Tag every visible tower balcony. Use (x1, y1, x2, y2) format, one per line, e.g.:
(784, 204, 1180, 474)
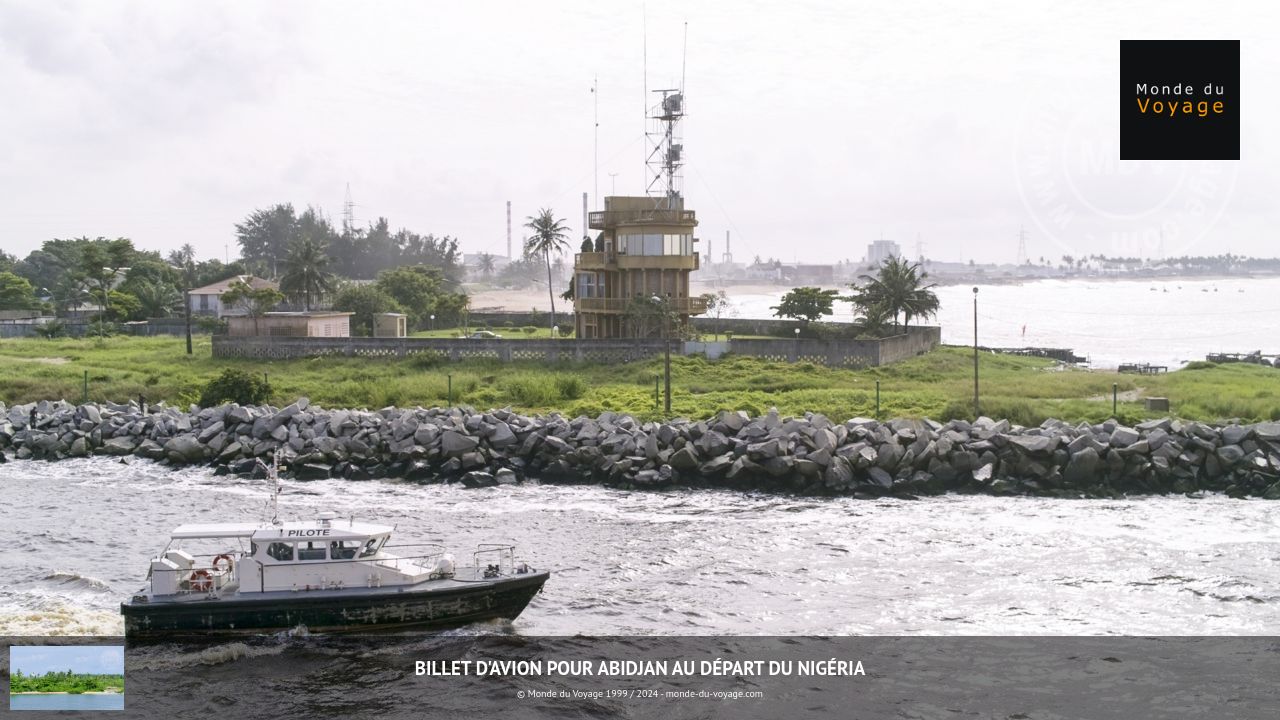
(575, 295, 709, 315)
(574, 253, 700, 271)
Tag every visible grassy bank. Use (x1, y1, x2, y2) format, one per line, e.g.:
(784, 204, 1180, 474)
(0, 336, 1277, 425)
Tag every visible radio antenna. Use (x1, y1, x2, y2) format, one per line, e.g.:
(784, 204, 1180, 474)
(681, 21, 688, 93)
(642, 4, 648, 181)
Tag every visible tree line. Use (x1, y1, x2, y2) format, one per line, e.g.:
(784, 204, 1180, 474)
(0, 237, 246, 319)
(10, 669, 124, 694)
(234, 203, 463, 283)
(0, 202, 471, 334)
(771, 257, 940, 336)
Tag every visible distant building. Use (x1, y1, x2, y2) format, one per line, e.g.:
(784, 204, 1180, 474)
(782, 264, 835, 285)
(373, 312, 408, 338)
(227, 311, 352, 338)
(571, 195, 707, 339)
(463, 253, 511, 279)
(188, 275, 278, 317)
(744, 259, 783, 282)
(865, 240, 901, 268)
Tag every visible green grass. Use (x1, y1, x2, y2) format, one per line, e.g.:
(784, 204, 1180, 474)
(0, 336, 1277, 425)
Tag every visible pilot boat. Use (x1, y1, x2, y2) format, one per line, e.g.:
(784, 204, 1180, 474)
(120, 460, 548, 637)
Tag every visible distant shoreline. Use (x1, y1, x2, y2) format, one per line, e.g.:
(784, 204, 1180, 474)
(467, 273, 1280, 312)
(10, 690, 121, 695)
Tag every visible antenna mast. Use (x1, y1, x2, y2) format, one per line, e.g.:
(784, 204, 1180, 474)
(592, 75, 599, 210)
(342, 183, 356, 234)
(645, 23, 687, 202)
(1017, 225, 1029, 266)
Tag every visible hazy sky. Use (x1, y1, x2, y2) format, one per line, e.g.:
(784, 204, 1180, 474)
(2, 1, 1276, 265)
(11, 645, 124, 675)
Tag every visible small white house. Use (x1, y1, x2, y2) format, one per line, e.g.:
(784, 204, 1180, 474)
(189, 275, 277, 317)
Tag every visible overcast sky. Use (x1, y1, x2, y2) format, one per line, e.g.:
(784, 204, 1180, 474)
(11, 645, 124, 675)
(2, 1, 1276, 265)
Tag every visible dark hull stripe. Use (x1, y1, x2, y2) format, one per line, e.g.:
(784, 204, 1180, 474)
(122, 573, 548, 637)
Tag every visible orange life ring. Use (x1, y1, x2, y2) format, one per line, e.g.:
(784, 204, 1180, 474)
(189, 568, 213, 593)
(213, 554, 234, 572)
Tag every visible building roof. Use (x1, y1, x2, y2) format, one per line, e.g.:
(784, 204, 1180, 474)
(189, 275, 278, 295)
(259, 311, 353, 318)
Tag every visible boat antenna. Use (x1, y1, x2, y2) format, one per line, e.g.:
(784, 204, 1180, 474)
(270, 449, 283, 526)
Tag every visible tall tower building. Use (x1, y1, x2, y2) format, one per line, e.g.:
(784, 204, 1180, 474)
(571, 87, 706, 338)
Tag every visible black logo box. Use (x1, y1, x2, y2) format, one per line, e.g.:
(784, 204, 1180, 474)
(1120, 39, 1239, 160)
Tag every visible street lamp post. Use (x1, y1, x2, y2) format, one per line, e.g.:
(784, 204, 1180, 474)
(652, 295, 672, 415)
(794, 326, 800, 361)
(430, 314, 435, 332)
(972, 286, 980, 419)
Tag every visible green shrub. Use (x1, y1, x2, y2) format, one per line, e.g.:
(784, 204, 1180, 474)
(199, 368, 272, 407)
(555, 375, 587, 400)
(194, 316, 227, 334)
(31, 320, 66, 339)
(85, 320, 119, 337)
(1183, 360, 1216, 370)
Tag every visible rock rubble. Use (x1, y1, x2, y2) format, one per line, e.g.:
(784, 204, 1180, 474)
(3, 399, 1280, 499)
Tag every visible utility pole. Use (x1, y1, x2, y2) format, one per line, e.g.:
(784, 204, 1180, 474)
(506, 201, 512, 260)
(972, 287, 980, 418)
(184, 289, 193, 355)
(653, 295, 672, 415)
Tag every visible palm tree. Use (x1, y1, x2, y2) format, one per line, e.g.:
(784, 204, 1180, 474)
(847, 256, 939, 332)
(523, 208, 571, 331)
(279, 237, 335, 310)
(132, 280, 182, 318)
(478, 252, 496, 278)
(167, 244, 196, 268)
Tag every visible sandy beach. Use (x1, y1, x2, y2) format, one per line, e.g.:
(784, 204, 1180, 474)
(466, 281, 799, 313)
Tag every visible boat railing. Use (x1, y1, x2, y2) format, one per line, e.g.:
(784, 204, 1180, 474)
(473, 544, 518, 577)
(259, 549, 453, 591)
(149, 564, 235, 596)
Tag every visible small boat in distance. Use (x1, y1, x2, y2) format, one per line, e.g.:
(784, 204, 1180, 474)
(121, 456, 548, 638)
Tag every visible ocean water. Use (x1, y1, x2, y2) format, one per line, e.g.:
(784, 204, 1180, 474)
(9, 692, 125, 711)
(725, 276, 1280, 368)
(2, 459, 1279, 638)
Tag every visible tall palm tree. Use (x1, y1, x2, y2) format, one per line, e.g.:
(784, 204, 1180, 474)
(132, 280, 182, 318)
(167, 244, 196, 268)
(279, 236, 335, 310)
(847, 256, 939, 331)
(478, 252, 496, 278)
(523, 208, 571, 331)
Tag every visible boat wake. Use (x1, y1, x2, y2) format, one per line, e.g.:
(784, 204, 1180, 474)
(39, 571, 114, 592)
(0, 602, 123, 636)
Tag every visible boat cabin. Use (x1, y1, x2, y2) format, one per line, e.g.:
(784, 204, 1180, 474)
(147, 511, 444, 597)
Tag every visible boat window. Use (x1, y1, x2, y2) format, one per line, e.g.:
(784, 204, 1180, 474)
(266, 542, 294, 562)
(330, 540, 361, 560)
(298, 541, 326, 562)
(359, 537, 384, 558)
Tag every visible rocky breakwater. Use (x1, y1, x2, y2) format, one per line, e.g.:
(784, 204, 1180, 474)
(3, 399, 1280, 499)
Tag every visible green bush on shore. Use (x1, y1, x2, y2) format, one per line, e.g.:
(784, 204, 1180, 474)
(0, 336, 1278, 425)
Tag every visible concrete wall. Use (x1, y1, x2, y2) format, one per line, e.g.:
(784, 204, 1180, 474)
(213, 336, 674, 363)
(212, 327, 941, 368)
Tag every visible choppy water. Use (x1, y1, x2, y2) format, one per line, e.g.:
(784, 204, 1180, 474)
(3, 458, 1280, 637)
(728, 276, 1280, 368)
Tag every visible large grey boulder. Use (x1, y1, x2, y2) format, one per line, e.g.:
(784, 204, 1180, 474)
(101, 436, 137, 455)
(441, 430, 479, 457)
(163, 435, 205, 462)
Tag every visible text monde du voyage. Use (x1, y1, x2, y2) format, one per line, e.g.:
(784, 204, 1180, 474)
(416, 658, 865, 677)
(1135, 82, 1227, 118)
